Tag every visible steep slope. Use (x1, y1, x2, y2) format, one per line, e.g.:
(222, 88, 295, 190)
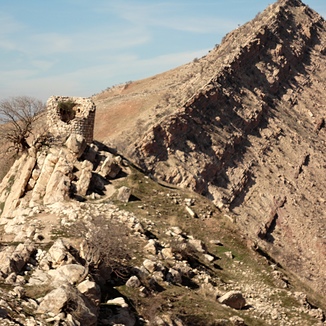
(93, 0, 326, 299)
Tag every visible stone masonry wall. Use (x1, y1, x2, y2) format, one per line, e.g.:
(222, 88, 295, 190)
(47, 96, 96, 143)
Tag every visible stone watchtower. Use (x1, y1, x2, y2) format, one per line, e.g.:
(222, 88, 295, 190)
(46, 96, 96, 143)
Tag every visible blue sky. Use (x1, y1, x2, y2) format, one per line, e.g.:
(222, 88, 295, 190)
(0, 0, 325, 101)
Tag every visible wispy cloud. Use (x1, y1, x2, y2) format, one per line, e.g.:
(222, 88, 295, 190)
(0, 47, 209, 101)
(0, 12, 25, 51)
(95, 1, 237, 34)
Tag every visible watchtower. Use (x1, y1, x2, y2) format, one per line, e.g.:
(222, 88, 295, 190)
(46, 96, 96, 143)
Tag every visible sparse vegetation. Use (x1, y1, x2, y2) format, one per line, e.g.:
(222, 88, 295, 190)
(57, 100, 77, 123)
(0, 96, 45, 153)
(74, 216, 135, 283)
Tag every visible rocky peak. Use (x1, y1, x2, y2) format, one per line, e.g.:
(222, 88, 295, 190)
(125, 0, 326, 298)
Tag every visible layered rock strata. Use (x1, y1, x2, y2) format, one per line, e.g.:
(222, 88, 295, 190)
(130, 0, 326, 296)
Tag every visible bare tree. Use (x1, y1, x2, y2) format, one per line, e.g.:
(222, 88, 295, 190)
(0, 96, 45, 153)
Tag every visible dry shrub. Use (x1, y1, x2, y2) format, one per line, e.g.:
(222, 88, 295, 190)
(75, 216, 133, 283)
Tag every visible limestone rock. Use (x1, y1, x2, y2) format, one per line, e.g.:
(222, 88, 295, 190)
(40, 239, 76, 269)
(126, 275, 141, 288)
(76, 160, 93, 196)
(0, 153, 36, 218)
(185, 205, 197, 218)
(77, 280, 101, 306)
(229, 316, 246, 325)
(117, 186, 132, 203)
(37, 286, 69, 315)
(166, 268, 182, 284)
(43, 155, 73, 205)
(38, 285, 98, 325)
(143, 259, 157, 273)
(0, 241, 36, 277)
(65, 133, 87, 158)
(31, 151, 59, 204)
(161, 247, 174, 259)
(188, 238, 207, 253)
(99, 153, 122, 178)
(106, 297, 128, 308)
(48, 264, 87, 286)
(144, 239, 157, 255)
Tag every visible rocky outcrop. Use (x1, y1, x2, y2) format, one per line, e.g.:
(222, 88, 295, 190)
(129, 0, 326, 297)
(0, 139, 124, 218)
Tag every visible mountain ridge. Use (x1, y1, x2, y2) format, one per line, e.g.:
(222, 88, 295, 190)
(93, 0, 326, 299)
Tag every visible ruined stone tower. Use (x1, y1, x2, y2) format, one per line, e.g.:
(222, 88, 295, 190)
(46, 96, 96, 143)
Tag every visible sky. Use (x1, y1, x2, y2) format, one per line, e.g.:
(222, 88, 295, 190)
(0, 0, 325, 102)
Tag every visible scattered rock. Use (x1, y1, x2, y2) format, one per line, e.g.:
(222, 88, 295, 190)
(188, 238, 207, 253)
(161, 247, 174, 259)
(144, 239, 157, 255)
(185, 205, 197, 218)
(143, 259, 157, 273)
(224, 251, 233, 259)
(229, 315, 246, 325)
(106, 297, 128, 308)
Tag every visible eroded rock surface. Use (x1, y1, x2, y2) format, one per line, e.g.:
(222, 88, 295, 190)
(126, 0, 326, 297)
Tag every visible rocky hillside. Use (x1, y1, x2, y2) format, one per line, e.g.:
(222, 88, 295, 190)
(0, 0, 326, 325)
(93, 0, 326, 302)
(0, 134, 325, 325)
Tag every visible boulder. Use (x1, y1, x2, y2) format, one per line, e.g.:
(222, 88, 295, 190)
(39, 239, 76, 270)
(106, 297, 128, 308)
(76, 160, 93, 196)
(161, 247, 174, 259)
(117, 186, 132, 203)
(31, 152, 59, 203)
(143, 259, 157, 273)
(38, 285, 98, 325)
(65, 134, 87, 158)
(48, 264, 87, 286)
(144, 239, 157, 255)
(188, 238, 207, 253)
(77, 280, 101, 306)
(99, 153, 121, 178)
(0, 153, 36, 218)
(185, 206, 197, 218)
(218, 291, 246, 310)
(166, 268, 182, 284)
(0, 241, 36, 276)
(126, 275, 141, 288)
(37, 286, 69, 315)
